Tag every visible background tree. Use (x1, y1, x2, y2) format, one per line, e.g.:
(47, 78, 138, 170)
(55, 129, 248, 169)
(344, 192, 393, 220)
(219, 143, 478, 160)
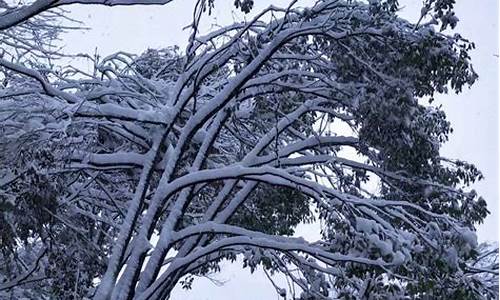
(0, 0, 498, 299)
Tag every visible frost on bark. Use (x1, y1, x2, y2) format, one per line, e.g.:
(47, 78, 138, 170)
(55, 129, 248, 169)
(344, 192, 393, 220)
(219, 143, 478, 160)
(0, 0, 498, 299)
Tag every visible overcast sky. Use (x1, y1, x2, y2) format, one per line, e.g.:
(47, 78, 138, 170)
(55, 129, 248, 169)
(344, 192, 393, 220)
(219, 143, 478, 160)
(60, 1, 499, 298)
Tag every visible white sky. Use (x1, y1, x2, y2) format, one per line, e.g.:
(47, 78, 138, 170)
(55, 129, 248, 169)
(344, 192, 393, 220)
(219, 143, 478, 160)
(59, 1, 499, 299)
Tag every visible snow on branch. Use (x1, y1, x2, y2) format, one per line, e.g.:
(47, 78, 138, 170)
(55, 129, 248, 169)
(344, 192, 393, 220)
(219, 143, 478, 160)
(0, 0, 496, 299)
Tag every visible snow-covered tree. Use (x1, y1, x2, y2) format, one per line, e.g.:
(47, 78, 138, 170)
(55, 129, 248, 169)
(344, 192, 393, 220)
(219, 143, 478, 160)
(0, 0, 498, 299)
